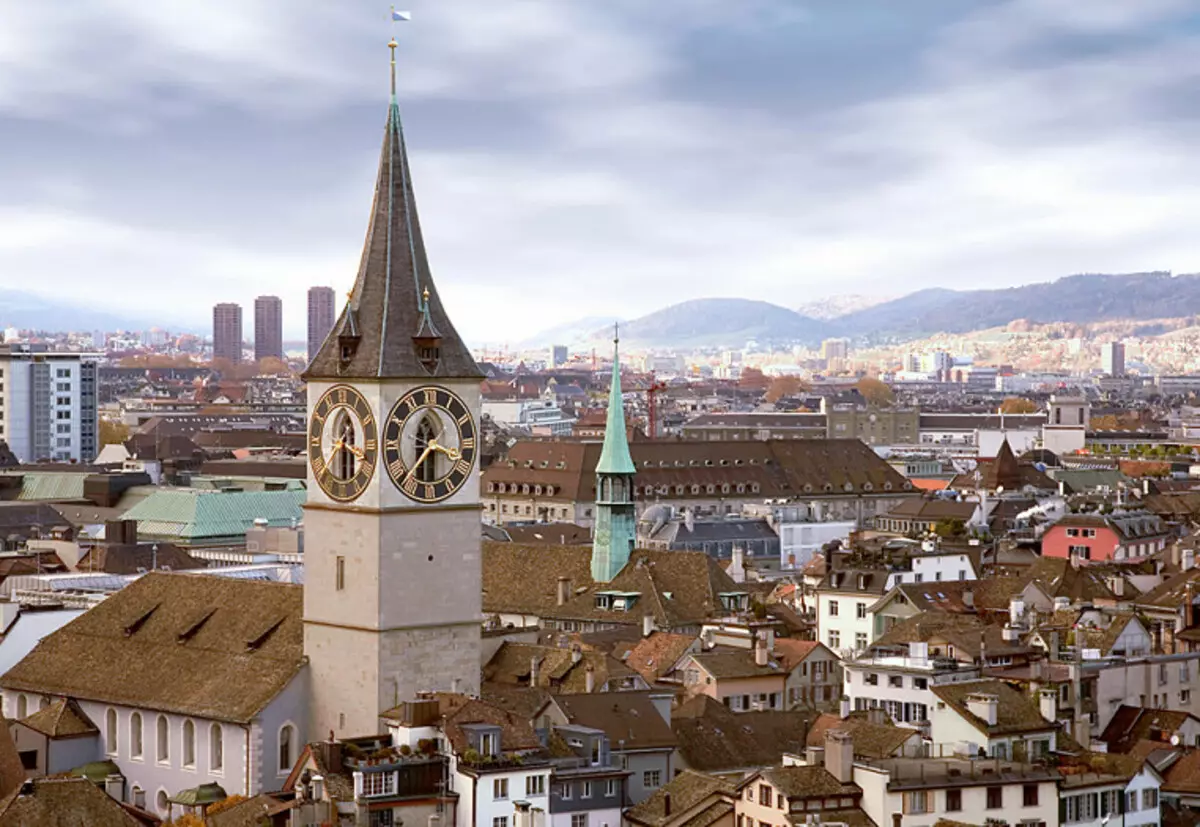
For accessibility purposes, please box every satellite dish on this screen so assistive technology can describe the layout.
[1172,734,1182,746]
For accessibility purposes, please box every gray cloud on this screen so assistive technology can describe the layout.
[2,0,1200,343]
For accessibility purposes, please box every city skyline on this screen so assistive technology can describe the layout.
[5,2,1200,343]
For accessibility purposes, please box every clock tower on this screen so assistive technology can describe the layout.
[302,39,484,737]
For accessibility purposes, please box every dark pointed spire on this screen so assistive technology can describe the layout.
[304,39,481,381]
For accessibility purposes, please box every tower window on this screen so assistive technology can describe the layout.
[414,416,438,483]
[336,556,345,591]
[332,410,356,481]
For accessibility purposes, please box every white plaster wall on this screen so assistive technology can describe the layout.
[817,592,876,656]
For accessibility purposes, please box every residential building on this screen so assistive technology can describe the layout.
[1058,757,1162,827]
[805,712,923,760]
[534,691,673,806]
[212,303,243,364]
[1042,512,1169,565]
[826,404,920,446]
[821,339,849,361]
[929,679,1059,760]
[253,295,283,362]
[0,572,308,819]
[306,286,336,364]
[300,58,486,737]
[852,755,1060,827]
[482,439,915,528]
[883,546,980,589]
[1102,342,1127,378]
[673,644,786,713]
[774,639,842,711]
[672,695,809,777]
[876,500,980,536]
[814,566,888,657]
[735,735,866,827]
[1099,707,1200,753]
[0,344,99,463]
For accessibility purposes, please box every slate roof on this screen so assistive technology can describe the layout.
[672,695,810,773]
[18,698,98,739]
[625,770,736,827]
[120,489,305,542]
[805,713,917,759]
[0,777,154,826]
[548,691,676,750]
[1100,705,1200,754]
[931,679,1057,737]
[1,572,303,723]
[304,92,480,380]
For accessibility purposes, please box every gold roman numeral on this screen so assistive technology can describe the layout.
[424,484,435,500]
[424,388,437,406]
[361,413,374,427]
[337,389,347,404]
[389,458,406,478]
[403,477,419,496]
[461,437,475,451]
[386,438,399,453]
[364,439,377,452]
[312,456,326,476]
[457,412,471,426]
[455,459,472,476]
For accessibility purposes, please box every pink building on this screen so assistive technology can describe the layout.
[1042,511,1169,565]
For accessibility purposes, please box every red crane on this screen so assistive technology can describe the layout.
[645,375,668,440]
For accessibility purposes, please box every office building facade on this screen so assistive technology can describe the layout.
[254,295,284,362]
[0,345,99,463]
[307,286,336,364]
[212,303,243,364]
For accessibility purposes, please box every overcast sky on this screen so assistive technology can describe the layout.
[3,0,1200,345]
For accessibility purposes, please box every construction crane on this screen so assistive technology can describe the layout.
[645,375,668,440]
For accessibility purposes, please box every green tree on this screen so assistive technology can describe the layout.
[98,419,130,447]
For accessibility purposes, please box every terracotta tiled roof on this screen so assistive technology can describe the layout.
[871,614,1029,660]
[625,770,736,827]
[547,691,676,751]
[443,698,544,758]
[893,578,1023,614]
[1100,705,1200,754]
[624,632,699,683]
[672,695,811,773]
[931,679,1057,737]
[1023,557,1117,602]
[482,542,595,618]
[805,713,917,759]
[18,698,98,739]
[482,642,638,693]
[757,765,860,798]
[0,572,303,723]
[685,650,788,680]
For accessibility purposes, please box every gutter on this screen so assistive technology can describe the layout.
[245,724,251,796]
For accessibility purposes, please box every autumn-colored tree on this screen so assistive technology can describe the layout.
[257,356,292,376]
[738,367,769,391]
[205,795,248,816]
[98,419,130,447]
[856,377,894,407]
[999,397,1038,414]
[765,375,808,403]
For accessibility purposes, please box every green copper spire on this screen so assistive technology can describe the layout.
[592,325,637,583]
[595,325,636,475]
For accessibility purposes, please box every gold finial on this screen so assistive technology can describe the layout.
[422,285,430,305]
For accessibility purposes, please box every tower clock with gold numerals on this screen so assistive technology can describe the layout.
[308,385,378,502]
[383,385,477,503]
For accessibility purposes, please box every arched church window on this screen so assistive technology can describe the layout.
[415,416,437,483]
[333,409,356,481]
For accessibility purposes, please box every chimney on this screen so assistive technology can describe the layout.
[765,628,775,654]
[840,696,851,719]
[133,786,146,810]
[892,814,902,827]
[824,730,854,783]
[1049,631,1061,661]
[1143,478,1150,496]
[1184,549,1195,572]
[571,646,582,664]
[755,633,769,667]
[664,792,672,816]
[557,576,571,606]
[530,655,541,687]
[1108,576,1125,598]
[966,693,999,727]
[1002,624,1018,642]
[104,774,124,801]
[316,736,344,774]
[867,707,888,726]
[1039,688,1058,723]
[643,614,656,638]
[585,663,596,694]
[962,588,975,610]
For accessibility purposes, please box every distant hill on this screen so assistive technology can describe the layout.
[598,298,827,348]
[832,272,1200,341]
[519,315,623,348]
[0,289,152,334]
[796,293,895,320]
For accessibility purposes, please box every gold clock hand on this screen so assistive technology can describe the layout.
[348,444,366,460]
[405,444,436,482]
[432,443,460,462]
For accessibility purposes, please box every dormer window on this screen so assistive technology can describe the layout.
[480,731,498,756]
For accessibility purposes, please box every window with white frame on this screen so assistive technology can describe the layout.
[606,779,618,797]
[494,778,509,800]
[279,723,296,773]
[210,724,223,772]
[526,775,546,796]
[362,771,397,797]
[105,708,118,755]
[828,601,839,616]
[493,819,508,827]
[182,719,196,767]
[582,781,592,798]
[157,715,169,762]
[644,770,662,788]
[571,815,589,827]
[130,712,143,759]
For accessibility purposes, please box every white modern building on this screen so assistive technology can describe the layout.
[0,344,100,462]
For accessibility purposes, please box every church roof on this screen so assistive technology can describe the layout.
[596,333,635,476]
[304,60,480,381]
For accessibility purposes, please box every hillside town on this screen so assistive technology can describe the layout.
[10,10,1200,827]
